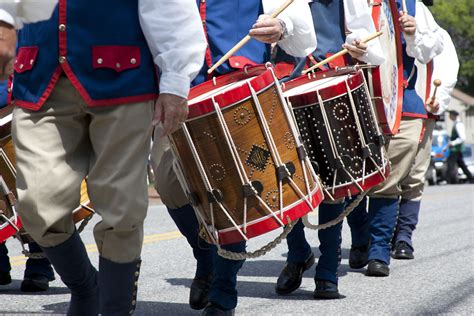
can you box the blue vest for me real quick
[397,0,427,118]
[13,0,159,110]
[0,81,8,108]
[309,0,347,62]
[194,0,269,85]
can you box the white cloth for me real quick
[0,0,57,29]
[344,0,385,65]
[405,2,444,64]
[450,120,466,147]
[431,29,459,115]
[263,0,316,57]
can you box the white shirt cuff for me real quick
[159,72,191,99]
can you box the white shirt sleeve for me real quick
[139,0,206,98]
[344,0,385,65]
[451,121,466,146]
[405,2,444,64]
[431,29,459,115]
[262,0,317,57]
[0,0,57,29]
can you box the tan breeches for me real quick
[370,117,424,199]
[12,77,154,263]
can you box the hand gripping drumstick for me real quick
[207,0,294,74]
[302,31,383,75]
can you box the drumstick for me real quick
[302,31,383,75]
[431,79,442,101]
[207,0,294,74]
[401,0,408,15]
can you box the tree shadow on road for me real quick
[40,301,199,316]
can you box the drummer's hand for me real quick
[153,93,188,136]
[249,15,284,44]
[343,39,368,61]
[399,12,416,35]
[425,97,440,114]
[0,22,16,81]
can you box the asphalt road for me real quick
[1,184,473,315]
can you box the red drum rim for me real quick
[187,65,276,120]
[370,0,404,135]
[0,216,22,243]
[215,186,324,245]
[325,161,390,200]
[282,70,365,108]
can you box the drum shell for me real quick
[171,68,322,245]
[284,70,390,199]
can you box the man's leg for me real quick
[0,242,11,285]
[314,201,344,299]
[367,118,423,277]
[457,153,473,182]
[13,77,98,315]
[22,242,55,292]
[446,152,460,184]
[275,219,314,295]
[151,131,214,310]
[86,98,154,315]
[204,241,246,315]
[346,196,369,269]
[395,120,435,259]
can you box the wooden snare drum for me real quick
[283,69,390,200]
[367,0,404,135]
[170,65,323,245]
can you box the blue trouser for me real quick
[315,202,344,284]
[0,242,54,279]
[286,202,344,284]
[393,200,420,250]
[167,204,214,278]
[346,196,370,247]
[0,242,11,273]
[208,241,246,310]
[368,197,399,265]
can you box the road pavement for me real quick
[1,184,473,315]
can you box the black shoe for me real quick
[275,253,315,295]
[349,244,369,269]
[0,271,12,285]
[366,260,389,277]
[313,280,340,299]
[21,274,50,292]
[391,241,414,260]
[201,303,235,316]
[190,274,212,310]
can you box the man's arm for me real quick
[138,0,206,135]
[450,122,466,147]
[260,0,317,57]
[343,0,385,65]
[404,2,444,64]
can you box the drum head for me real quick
[370,0,404,135]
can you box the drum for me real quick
[282,69,390,199]
[170,65,324,245]
[367,0,404,135]
[0,105,94,244]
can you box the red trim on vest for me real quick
[199,0,213,69]
[402,112,428,119]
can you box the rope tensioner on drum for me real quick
[302,191,367,231]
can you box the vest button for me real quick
[19,64,24,70]
[30,59,34,65]
[58,24,66,32]
[130,58,137,65]
[116,63,121,69]
[97,58,103,65]
[58,56,66,64]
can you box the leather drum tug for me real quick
[282,69,390,200]
[170,65,324,245]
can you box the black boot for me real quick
[190,273,212,310]
[392,241,414,260]
[349,244,369,269]
[41,233,99,316]
[99,256,141,316]
[314,279,340,299]
[275,254,315,295]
